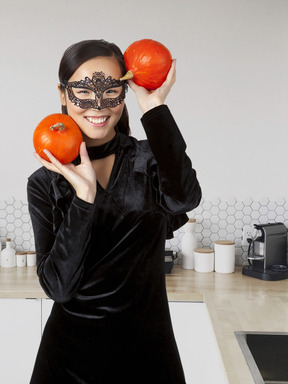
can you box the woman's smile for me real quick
[85,115,110,126]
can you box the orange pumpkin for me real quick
[33,114,82,164]
[121,39,172,90]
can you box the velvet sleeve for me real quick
[27,170,95,303]
[140,105,202,214]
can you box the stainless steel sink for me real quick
[235,331,288,384]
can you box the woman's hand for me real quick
[127,59,176,114]
[34,142,97,204]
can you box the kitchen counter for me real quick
[1,265,288,384]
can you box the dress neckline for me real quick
[86,132,120,160]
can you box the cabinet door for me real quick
[41,299,54,332]
[169,302,228,384]
[0,298,41,384]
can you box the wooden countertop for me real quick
[1,265,288,384]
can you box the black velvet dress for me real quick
[27,105,201,384]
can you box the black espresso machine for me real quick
[242,222,288,281]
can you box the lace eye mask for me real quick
[62,71,127,110]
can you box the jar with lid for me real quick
[194,248,214,273]
[27,251,36,266]
[181,219,197,269]
[16,251,27,267]
[214,240,235,273]
[1,238,16,268]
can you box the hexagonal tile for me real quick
[21,205,29,214]
[210,215,219,224]
[218,228,228,238]
[202,220,211,229]
[226,224,235,234]
[259,215,269,224]
[5,196,15,205]
[251,202,260,211]
[267,211,277,220]
[235,210,244,220]
[251,211,260,220]
[210,233,219,242]
[227,197,236,206]
[235,220,244,229]
[243,215,252,224]
[219,211,228,220]
[276,197,286,206]
[227,216,236,224]
[202,238,212,247]
[0,210,7,219]
[218,219,227,229]
[202,201,212,211]
[276,206,285,215]
[275,215,285,223]
[227,206,236,215]
[210,224,220,233]
[235,201,244,211]
[259,206,269,215]
[260,197,269,206]
[243,197,253,206]
[211,206,220,215]
[211,197,221,206]
[13,200,23,209]
[202,210,212,220]
[202,228,212,238]
[243,206,252,215]
[219,201,228,210]
[5,205,14,214]
[268,201,277,211]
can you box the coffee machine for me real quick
[242,222,288,281]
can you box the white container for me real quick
[181,219,197,269]
[214,240,235,273]
[16,252,27,267]
[27,251,36,267]
[1,238,16,268]
[194,248,214,273]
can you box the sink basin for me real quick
[235,331,288,384]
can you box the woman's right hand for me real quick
[34,142,96,204]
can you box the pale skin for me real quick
[34,59,176,204]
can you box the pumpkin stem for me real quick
[120,70,134,81]
[50,123,65,131]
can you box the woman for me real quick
[28,39,201,383]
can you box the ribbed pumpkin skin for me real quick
[124,39,172,90]
[33,114,82,164]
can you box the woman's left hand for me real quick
[128,59,176,114]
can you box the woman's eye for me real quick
[104,88,120,97]
[73,88,93,99]
[78,90,90,94]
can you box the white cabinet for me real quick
[169,301,228,384]
[0,299,41,384]
[0,299,227,384]
[41,298,54,332]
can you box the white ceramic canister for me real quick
[181,219,197,269]
[26,251,36,267]
[214,240,235,273]
[194,248,214,273]
[1,238,16,268]
[16,252,27,267]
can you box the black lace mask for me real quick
[62,71,127,110]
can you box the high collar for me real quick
[73,132,120,164]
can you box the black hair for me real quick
[58,39,130,136]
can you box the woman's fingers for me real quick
[33,151,62,174]
[78,141,91,164]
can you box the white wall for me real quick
[1,0,288,201]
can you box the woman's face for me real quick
[59,56,125,146]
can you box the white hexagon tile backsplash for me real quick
[0,196,288,265]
